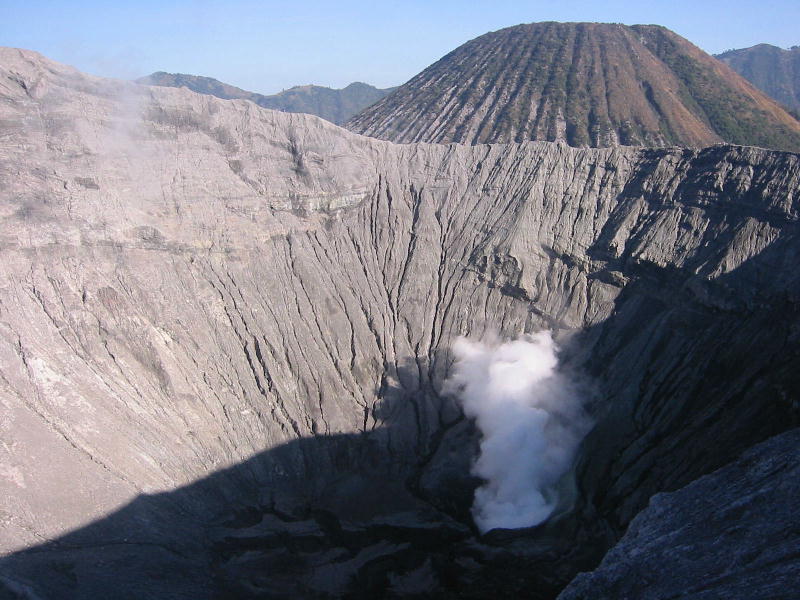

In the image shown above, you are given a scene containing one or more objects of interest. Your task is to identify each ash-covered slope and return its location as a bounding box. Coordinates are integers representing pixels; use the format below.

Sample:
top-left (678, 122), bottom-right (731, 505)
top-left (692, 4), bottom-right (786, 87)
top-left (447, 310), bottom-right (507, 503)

top-left (138, 71), bottom-right (394, 124)
top-left (716, 44), bottom-right (800, 114)
top-left (347, 22), bottom-right (800, 151)
top-left (1, 48), bottom-right (799, 598)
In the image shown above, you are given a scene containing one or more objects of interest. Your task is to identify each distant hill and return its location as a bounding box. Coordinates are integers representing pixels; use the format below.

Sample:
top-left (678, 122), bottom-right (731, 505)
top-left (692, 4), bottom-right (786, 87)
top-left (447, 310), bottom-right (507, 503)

top-left (137, 72), bottom-right (395, 125)
top-left (716, 44), bottom-right (800, 114)
top-left (347, 22), bottom-right (800, 152)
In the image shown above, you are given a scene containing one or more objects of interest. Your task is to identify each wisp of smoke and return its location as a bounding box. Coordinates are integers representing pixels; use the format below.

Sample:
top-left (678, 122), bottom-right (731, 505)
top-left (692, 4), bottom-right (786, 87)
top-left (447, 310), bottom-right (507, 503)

top-left (446, 331), bottom-right (589, 533)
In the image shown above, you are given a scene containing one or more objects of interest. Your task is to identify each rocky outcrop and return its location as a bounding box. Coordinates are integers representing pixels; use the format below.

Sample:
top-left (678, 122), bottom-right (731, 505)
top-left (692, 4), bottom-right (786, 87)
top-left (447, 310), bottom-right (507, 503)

top-left (558, 427), bottom-right (800, 600)
top-left (717, 44), bottom-right (800, 114)
top-left (138, 71), bottom-right (394, 124)
top-left (347, 22), bottom-right (800, 152)
top-left (0, 47), bottom-right (799, 598)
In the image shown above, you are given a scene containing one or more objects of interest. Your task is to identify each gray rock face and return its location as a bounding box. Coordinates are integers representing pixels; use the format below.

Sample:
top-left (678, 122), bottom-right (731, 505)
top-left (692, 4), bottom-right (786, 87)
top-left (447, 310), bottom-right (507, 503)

top-left (0, 47), bottom-right (799, 598)
top-left (558, 427), bottom-right (800, 600)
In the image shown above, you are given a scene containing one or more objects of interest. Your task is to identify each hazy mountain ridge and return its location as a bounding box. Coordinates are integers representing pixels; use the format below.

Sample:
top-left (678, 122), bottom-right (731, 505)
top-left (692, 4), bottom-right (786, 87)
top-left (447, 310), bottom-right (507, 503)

top-left (1, 46), bottom-right (799, 598)
top-left (138, 71), bottom-right (395, 124)
top-left (716, 44), bottom-right (800, 114)
top-left (347, 22), bottom-right (800, 151)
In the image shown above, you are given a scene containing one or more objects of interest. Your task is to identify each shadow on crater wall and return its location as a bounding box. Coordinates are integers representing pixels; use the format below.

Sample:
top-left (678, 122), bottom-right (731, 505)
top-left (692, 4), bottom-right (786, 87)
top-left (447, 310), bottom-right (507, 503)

top-left (0, 356), bottom-right (496, 600)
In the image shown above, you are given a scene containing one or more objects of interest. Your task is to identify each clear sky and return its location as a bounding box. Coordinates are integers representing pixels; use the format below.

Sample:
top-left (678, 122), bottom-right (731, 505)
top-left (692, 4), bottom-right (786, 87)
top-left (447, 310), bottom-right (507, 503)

top-left (2, 0), bottom-right (798, 95)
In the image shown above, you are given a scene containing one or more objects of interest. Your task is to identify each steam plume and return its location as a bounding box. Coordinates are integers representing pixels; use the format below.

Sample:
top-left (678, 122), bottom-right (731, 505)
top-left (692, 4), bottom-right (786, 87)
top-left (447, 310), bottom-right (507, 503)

top-left (446, 332), bottom-right (589, 533)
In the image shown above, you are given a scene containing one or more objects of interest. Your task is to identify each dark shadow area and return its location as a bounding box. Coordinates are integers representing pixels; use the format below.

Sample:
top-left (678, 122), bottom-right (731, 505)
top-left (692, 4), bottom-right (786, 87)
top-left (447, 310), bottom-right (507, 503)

top-left (0, 428), bottom-right (465, 599)
top-left (1, 355), bottom-right (556, 600)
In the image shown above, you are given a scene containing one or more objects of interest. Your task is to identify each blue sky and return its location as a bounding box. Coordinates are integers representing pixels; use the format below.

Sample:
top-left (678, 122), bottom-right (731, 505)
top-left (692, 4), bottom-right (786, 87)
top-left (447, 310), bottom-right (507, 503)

top-left (2, 1), bottom-right (798, 94)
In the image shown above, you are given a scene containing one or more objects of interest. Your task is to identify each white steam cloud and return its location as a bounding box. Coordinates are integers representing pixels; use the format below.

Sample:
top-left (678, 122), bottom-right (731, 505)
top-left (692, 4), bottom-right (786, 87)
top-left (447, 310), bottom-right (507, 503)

top-left (446, 331), bottom-right (590, 533)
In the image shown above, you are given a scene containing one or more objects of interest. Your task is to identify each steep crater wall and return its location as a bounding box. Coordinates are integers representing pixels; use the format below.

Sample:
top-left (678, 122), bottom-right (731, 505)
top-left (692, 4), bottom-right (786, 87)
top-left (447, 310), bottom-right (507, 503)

top-left (0, 48), bottom-right (799, 598)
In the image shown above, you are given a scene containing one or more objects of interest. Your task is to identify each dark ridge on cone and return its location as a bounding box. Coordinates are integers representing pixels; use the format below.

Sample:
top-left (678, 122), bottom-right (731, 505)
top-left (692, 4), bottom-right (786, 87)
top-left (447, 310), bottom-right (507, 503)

top-left (347, 22), bottom-right (800, 151)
